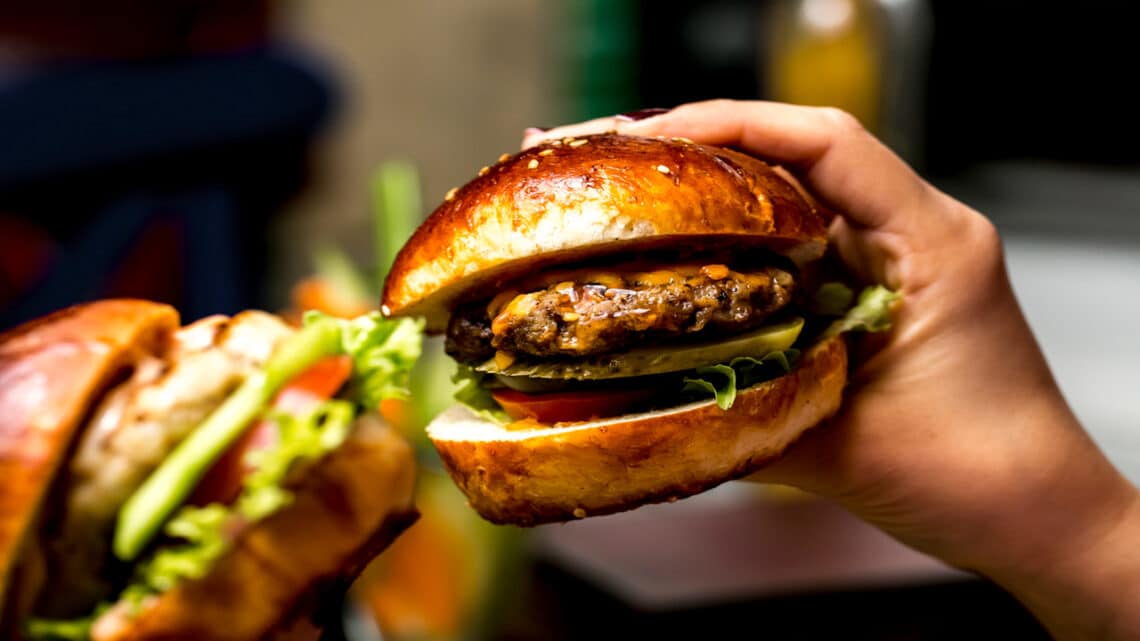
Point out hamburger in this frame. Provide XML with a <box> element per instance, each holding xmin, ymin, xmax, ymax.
<box><xmin>0</xmin><ymin>299</ymin><xmax>423</xmax><ymax>640</ymax></box>
<box><xmin>382</xmin><ymin>133</ymin><xmax>896</xmax><ymax>526</ymax></box>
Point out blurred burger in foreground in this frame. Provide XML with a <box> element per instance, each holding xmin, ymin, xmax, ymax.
<box><xmin>381</xmin><ymin>133</ymin><xmax>896</xmax><ymax>526</ymax></box>
<box><xmin>0</xmin><ymin>299</ymin><xmax>423</xmax><ymax>640</ymax></box>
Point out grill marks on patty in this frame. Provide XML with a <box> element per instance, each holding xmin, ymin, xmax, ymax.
<box><xmin>445</xmin><ymin>264</ymin><xmax>796</xmax><ymax>364</ymax></box>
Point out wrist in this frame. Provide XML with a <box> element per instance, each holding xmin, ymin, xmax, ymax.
<box><xmin>973</xmin><ymin>402</ymin><xmax>1140</xmax><ymax>639</ymax></box>
<box><xmin>998</xmin><ymin>490</ymin><xmax>1140</xmax><ymax>640</ymax></box>
<box><xmin>1072</xmin><ymin>494</ymin><xmax>1140</xmax><ymax>639</ymax></box>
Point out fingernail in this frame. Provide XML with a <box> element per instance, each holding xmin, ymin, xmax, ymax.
<box><xmin>615</xmin><ymin>107</ymin><xmax>670</xmax><ymax>122</ymax></box>
<box><xmin>524</xmin><ymin>127</ymin><xmax>550</xmax><ymax>136</ymax></box>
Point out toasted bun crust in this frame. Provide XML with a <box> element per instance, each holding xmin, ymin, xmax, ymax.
<box><xmin>96</xmin><ymin>415</ymin><xmax>417</xmax><ymax>641</ymax></box>
<box><xmin>0</xmin><ymin>300</ymin><xmax>178</xmax><ymax>623</ymax></box>
<box><xmin>427</xmin><ymin>335</ymin><xmax>847</xmax><ymax>526</ymax></box>
<box><xmin>383</xmin><ymin>133</ymin><xmax>830</xmax><ymax>331</ymax></box>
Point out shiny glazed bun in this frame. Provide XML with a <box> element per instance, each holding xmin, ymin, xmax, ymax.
<box><xmin>382</xmin><ymin>133</ymin><xmax>830</xmax><ymax>332</ymax></box>
<box><xmin>383</xmin><ymin>133</ymin><xmax>868</xmax><ymax>528</ymax></box>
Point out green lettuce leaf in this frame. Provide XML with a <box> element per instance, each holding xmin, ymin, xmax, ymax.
<box><xmin>731</xmin><ymin>351</ymin><xmax>797</xmax><ymax>387</ymax></box>
<box><xmin>241</xmin><ymin>399</ymin><xmax>355</xmax><ymax>519</ymax></box>
<box><xmin>823</xmin><ymin>285</ymin><xmax>900</xmax><ymax>338</ymax></box>
<box><xmin>79</xmin><ymin>396</ymin><xmax>358</xmax><ymax>637</ymax></box>
<box><xmin>305</xmin><ymin>311</ymin><xmax>424</xmax><ymax>409</ymax></box>
<box><xmin>682</xmin><ymin>364</ymin><xmax>737</xmax><ymax>410</ymax></box>
<box><xmin>114</xmin><ymin>317</ymin><xmax>346</xmax><ymax>563</ymax></box>
<box><xmin>452</xmin><ymin>365</ymin><xmax>511</xmax><ymax>424</ymax></box>
<box><xmin>810</xmin><ymin>282</ymin><xmax>856</xmax><ymax>316</ymax></box>
<box><xmin>137</xmin><ymin>504</ymin><xmax>229</xmax><ymax>594</ymax></box>
<box><xmin>682</xmin><ymin>351</ymin><xmax>798</xmax><ymax>410</ymax></box>
<box><xmin>24</xmin><ymin>617</ymin><xmax>95</xmax><ymax>641</ymax></box>
<box><xmin>126</xmin><ymin>312</ymin><xmax>420</xmax><ymax>603</ymax></box>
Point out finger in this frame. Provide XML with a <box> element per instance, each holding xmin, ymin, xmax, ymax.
<box><xmin>520</xmin><ymin>116</ymin><xmax>624</xmax><ymax>149</ymax></box>
<box><xmin>743</xmin><ymin>414</ymin><xmax>841</xmax><ymax>494</ymax></box>
<box><xmin>828</xmin><ymin>216</ymin><xmax>906</xmax><ymax>290</ymax></box>
<box><xmin>618</xmin><ymin>100</ymin><xmax>948</xmax><ymax>236</ymax></box>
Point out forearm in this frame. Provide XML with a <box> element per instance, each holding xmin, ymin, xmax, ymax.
<box><xmin>997</xmin><ymin>496</ymin><xmax>1140</xmax><ymax>640</ymax></box>
<box><xmin>975</xmin><ymin>409</ymin><xmax>1140</xmax><ymax>640</ymax></box>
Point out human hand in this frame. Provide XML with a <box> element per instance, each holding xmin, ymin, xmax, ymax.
<box><xmin>524</xmin><ymin>100</ymin><xmax>1140</xmax><ymax>640</ymax></box>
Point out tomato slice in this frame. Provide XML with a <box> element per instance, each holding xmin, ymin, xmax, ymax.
<box><xmin>490</xmin><ymin>387</ymin><xmax>657</xmax><ymax>424</ymax></box>
<box><xmin>189</xmin><ymin>355</ymin><xmax>353</xmax><ymax>506</ymax></box>
<box><xmin>187</xmin><ymin>418</ymin><xmax>278</xmax><ymax>506</ymax></box>
<box><xmin>271</xmin><ymin>354</ymin><xmax>354</xmax><ymax>416</ymax></box>
<box><xmin>379</xmin><ymin>397</ymin><xmax>412</xmax><ymax>431</ymax></box>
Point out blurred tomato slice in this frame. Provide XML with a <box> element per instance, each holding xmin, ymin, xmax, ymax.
<box><xmin>189</xmin><ymin>355</ymin><xmax>353</xmax><ymax>506</ymax></box>
<box><xmin>271</xmin><ymin>354</ymin><xmax>353</xmax><ymax>416</ymax></box>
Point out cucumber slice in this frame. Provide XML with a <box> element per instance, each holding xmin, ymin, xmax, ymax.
<box><xmin>478</xmin><ymin>317</ymin><xmax>803</xmax><ymax>380</ymax></box>
<box><xmin>113</xmin><ymin>318</ymin><xmax>345</xmax><ymax>562</ymax></box>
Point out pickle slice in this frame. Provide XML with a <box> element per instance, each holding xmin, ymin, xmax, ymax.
<box><xmin>477</xmin><ymin>317</ymin><xmax>803</xmax><ymax>380</ymax></box>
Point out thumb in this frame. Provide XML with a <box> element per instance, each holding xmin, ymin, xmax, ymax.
<box><xmin>740</xmin><ymin>414</ymin><xmax>846</xmax><ymax>496</ymax></box>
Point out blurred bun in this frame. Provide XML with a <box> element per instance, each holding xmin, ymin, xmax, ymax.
<box><xmin>95</xmin><ymin>416</ymin><xmax>415</xmax><ymax>641</ymax></box>
<box><xmin>0</xmin><ymin>300</ymin><xmax>178</xmax><ymax>623</ymax></box>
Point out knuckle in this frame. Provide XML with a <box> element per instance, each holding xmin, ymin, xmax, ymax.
<box><xmin>684</xmin><ymin>97</ymin><xmax>737</xmax><ymax>115</ymax></box>
<box><xmin>974</xmin><ymin>216</ymin><xmax>1005</xmax><ymax>261</ymax></box>
<box><xmin>973</xmin><ymin>213</ymin><xmax>1001</xmax><ymax>245</ymax></box>
<box><xmin>816</xmin><ymin>106</ymin><xmax>866</xmax><ymax>135</ymax></box>
<box><xmin>955</xmin><ymin>205</ymin><xmax>1005</xmax><ymax>272</ymax></box>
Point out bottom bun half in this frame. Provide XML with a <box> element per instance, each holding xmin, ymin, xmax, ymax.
<box><xmin>428</xmin><ymin>335</ymin><xmax>848</xmax><ymax>526</ymax></box>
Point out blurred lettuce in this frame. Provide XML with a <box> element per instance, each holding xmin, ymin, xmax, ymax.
<box><xmin>23</xmin><ymin>397</ymin><xmax>354</xmax><ymax>641</ymax></box>
<box><xmin>132</xmin><ymin>396</ymin><xmax>356</xmax><ymax>600</ymax></box>
<box><xmin>32</xmin><ymin>311</ymin><xmax>425</xmax><ymax>640</ymax></box>
<box><xmin>810</xmin><ymin>281</ymin><xmax>857</xmax><ymax>316</ymax></box>
<box><xmin>137</xmin><ymin>504</ymin><xmax>229</xmax><ymax>594</ymax></box>
<box><xmin>305</xmin><ymin>311</ymin><xmax>424</xmax><ymax>409</ymax></box>
<box><xmin>24</xmin><ymin>617</ymin><xmax>95</xmax><ymax>641</ymax></box>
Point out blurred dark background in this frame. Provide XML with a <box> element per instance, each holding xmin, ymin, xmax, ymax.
<box><xmin>0</xmin><ymin>0</ymin><xmax>333</xmax><ymax>327</ymax></box>
<box><xmin>634</xmin><ymin>1</ymin><xmax>1140</xmax><ymax>173</ymax></box>
<box><xmin>1</xmin><ymin>2</ymin><xmax>1136</xmax><ymax>640</ymax></box>
<box><xmin>3</xmin><ymin>0</ymin><xmax>1137</xmax><ymax>327</ymax></box>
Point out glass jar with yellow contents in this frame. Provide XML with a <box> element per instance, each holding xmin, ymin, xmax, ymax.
<box><xmin>764</xmin><ymin>0</ymin><xmax>931</xmax><ymax>164</ymax></box>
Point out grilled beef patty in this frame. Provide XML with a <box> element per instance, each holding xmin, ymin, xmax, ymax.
<box><xmin>446</xmin><ymin>264</ymin><xmax>796</xmax><ymax>364</ymax></box>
